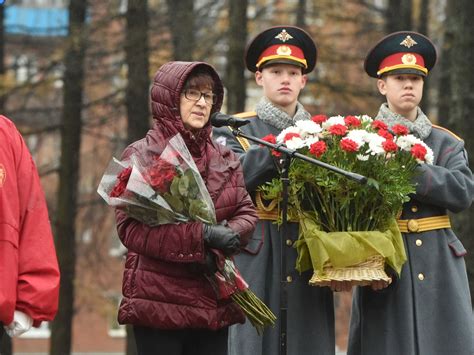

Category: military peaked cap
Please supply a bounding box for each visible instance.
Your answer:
[365,31,437,78]
[245,25,317,74]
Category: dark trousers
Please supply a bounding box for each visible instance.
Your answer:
[133,326,228,355]
[0,324,4,346]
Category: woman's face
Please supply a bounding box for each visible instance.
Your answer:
[179,85,215,133]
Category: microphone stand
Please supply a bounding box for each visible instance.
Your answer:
[229,128,366,355]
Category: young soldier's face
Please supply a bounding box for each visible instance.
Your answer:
[377,74,424,119]
[255,64,307,111]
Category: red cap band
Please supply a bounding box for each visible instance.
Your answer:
[377,52,427,76]
[256,44,307,69]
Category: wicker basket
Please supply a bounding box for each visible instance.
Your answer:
[309,254,391,287]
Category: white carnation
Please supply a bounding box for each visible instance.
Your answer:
[322,115,346,129]
[285,137,306,150]
[295,120,322,136]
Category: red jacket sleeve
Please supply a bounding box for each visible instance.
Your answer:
[0,116,60,326]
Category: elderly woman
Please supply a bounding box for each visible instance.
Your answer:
[115,62,258,354]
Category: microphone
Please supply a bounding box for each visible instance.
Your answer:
[210,112,250,128]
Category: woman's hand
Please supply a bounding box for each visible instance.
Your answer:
[203,224,240,255]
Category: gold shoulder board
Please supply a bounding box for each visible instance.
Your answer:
[227,112,257,152]
[432,124,463,141]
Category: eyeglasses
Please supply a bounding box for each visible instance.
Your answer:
[183,89,217,105]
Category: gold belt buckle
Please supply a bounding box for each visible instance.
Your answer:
[407,219,420,232]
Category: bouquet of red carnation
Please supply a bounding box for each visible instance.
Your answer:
[259,115,434,286]
[98,133,275,333]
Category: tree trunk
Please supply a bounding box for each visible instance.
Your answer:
[0,335,12,355]
[442,0,474,298]
[225,0,247,114]
[385,0,412,33]
[49,1,87,354]
[417,0,430,112]
[124,1,150,353]
[296,0,307,28]
[125,0,150,144]
[166,0,195,60]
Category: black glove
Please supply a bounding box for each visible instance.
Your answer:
[203,224,240,255]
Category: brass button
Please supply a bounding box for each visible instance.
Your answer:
[411,206,418,213]
[178,253,184,258]
[407,219,419,232]
[418,273,425,281]
[286,239,293,246]
[415,239,423,247]
[286,275,293,283]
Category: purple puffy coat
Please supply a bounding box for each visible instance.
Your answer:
[116,62,258,330]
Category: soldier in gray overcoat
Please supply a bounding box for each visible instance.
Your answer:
[348,31,474,355]
[213,26,335,355]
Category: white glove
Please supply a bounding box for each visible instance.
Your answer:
[4,310,33,337]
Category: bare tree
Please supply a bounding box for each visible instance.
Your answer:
[225,0,247,113]
[49,1,88,353]
[438,0,474,297]
[296,0,307,28]
[417,0,431,111]
[123,0,151,353]
[386,0,412,32]
[125,0,150,144]
[166,0,195,60]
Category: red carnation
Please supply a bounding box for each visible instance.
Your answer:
[382,139,398,153]
[392,124,409,136]
[340,138,359,152]
[344,115,361,127]
[110,166,132,197]
[312,114,328,124]
[283,132,301,142]
[372,120,388,131]
[309,141,327,157]
[261,134,277,145]
[378,129,394,140]
[411,143,427,161]
[328,124,348,136]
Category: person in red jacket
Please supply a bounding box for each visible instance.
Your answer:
[115,62,258,354]
[0,115,60,343]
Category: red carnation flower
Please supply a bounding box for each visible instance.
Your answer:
[344,115,361,127]
[283,132,301,142]
[372,120,388,131]
[382,139,398,153]
[311,114,328,124]
[392,124,409,136]
[110,166,132,197]
[261,134,276,145]
[260,134,281,157]
[309,141,327,157]
[411,143,427,161]
[328,124,347,136]
[378,129,394,140]
[340,138,359,152]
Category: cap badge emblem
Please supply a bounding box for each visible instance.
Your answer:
[0,164,6,187]
[402,53,417,65]
[276,45,292,56]
[400,35,417,48]
[275,29,293,42]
